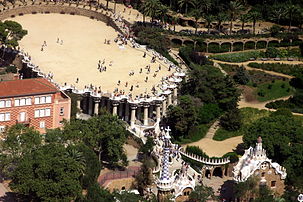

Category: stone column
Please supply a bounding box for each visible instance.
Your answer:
[143,103,149,126]
[88,95,93,115]
[173,87,178,105]
[167,93,172,106]
[130,104,137,128]
[112,101,119,116]
[77,98,82,113]
[119,101,124,118]
[124,102,129,122]
[94,98,100,115]
[155,102,161,122]
[162,98,167,116]
[106,98,111,112]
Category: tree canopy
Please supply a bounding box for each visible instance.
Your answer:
[0,20,27,47]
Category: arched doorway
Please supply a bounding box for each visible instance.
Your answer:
[205,169,211,178]
[213,167,223,178]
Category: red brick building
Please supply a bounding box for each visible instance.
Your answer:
[0,78,71,133]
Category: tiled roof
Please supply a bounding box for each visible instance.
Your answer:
[0,78,58,98]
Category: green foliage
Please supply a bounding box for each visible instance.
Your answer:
[134,157,154,194]
[265,47,280,58]
[5,65,17,73]
[197,103,222,124]
[187,185,216,202]
[65,92,80,118]
[269,25,282,37]
[247,62,303,77]
[210,51,264,62]
[10,144,82,201]
[300,43,303,56]
[113,190,144,202]
[185,146,208,158]
[214,107,270,141]
[84,183,114,202]
[222,152,239,163]
[233,65,250,85]
[139,136,155,154]
[219,108,242,131]
[242,109,303,188]
[255,80,294,102]
[0,20,27,47]
[234,177,258,199]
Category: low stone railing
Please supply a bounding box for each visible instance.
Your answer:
[180,150,230,165]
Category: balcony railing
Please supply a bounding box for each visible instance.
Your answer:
[16,118,31,125]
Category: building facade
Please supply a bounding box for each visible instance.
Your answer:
[233,137,287,200]
[0,78,71,133]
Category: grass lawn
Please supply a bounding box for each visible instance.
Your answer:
[255,80,294,102]
[213,108,271,141]
[174,124,210,144]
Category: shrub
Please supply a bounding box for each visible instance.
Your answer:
[185,146,208,158]
[5,65,17,73]
[210,51,263,63]
[219,109,242,131]
[247,62,303,77]
[197,103,222,124]
[265,47,279,58]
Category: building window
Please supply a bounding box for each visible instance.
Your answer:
[261,172,265,177]
[0,100,12,108]
[0,112,10,122]
[34,96,52,105]
[0,126,5,133]
[39,121,45,128]
[15,98,31,106]
[271,181,276,187]
[34,108,51,118]
[19,112,26,122]
[60,107,64,116]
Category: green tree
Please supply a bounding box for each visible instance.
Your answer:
[84,183,114,202]
[299,42,303,57]
[191,9,202,34]
[233,65,250,85]
[239,14,249,32]
[216,13,228,32]
[197,103,222,124]
[140,0,163,23]
[269,25,282,37]
[248,10,262,35]
[0,20,27,47]
[234,177,258,200]
[178,0,195,14]
[220,108,242,131]
[10,144,82,201]
[285,4,300,32]
[187,185,216,202]
[135,158,154,194]
[204,14,215,34]
[269,5,287,25]
[228,1,243,35]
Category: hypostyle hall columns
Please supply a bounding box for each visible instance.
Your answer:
[94,98,100,115]
[112,101,119,116]
[130,104,137,128]
[167,93,172,106]
[155,101,161,122]
[162,97,167,116]
[143,102,149,126]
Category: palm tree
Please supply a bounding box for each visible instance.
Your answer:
[228,1,243,35]
[239,13,249,32]
[140,0,162,23]
[158,5,169,24]
[178,0,195,14]
[204,15,215,34]
[285,4,300,32]
[248,10,261,35]
[269,5,287,25]
[65,149,86,174]
[171,15,179,32]
[200,0,212,14]
[216,13,228,33]
[191,9,202,34]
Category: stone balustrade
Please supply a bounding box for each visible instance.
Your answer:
[179,150,230,165]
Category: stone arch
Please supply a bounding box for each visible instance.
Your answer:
[208,42,220,53]
[205,169,212,178]
[244,41,256,50]
[195,41,207,52]
[183,40,194,46]
[292,39,302,46]
[268,40,280,47]
[171,38,183,48]
[280,39,291,47]
[256,40,267,49]
[213,166,223,178]
[233,41,244,51]
[221,42,232,52]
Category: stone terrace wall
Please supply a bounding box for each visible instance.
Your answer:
[0,4,122,33]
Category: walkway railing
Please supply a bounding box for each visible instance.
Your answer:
[179,150,230,165]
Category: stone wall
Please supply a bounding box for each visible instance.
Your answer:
[0,4,122,33]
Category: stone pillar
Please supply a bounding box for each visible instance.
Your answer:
[77,98,82,113]
[162,98,167,116]
[106,99,111,112]
[88,95,93,115]
[130,104,137,128]
[124,102,129,122]
[101,98,106,108]
[173,87,178,105]
[143,103,149,126]
[94,98,100,115]
[167,93,172,106]
[155,102,161,122]
[119,101,124,118]
[112,101,119,116]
